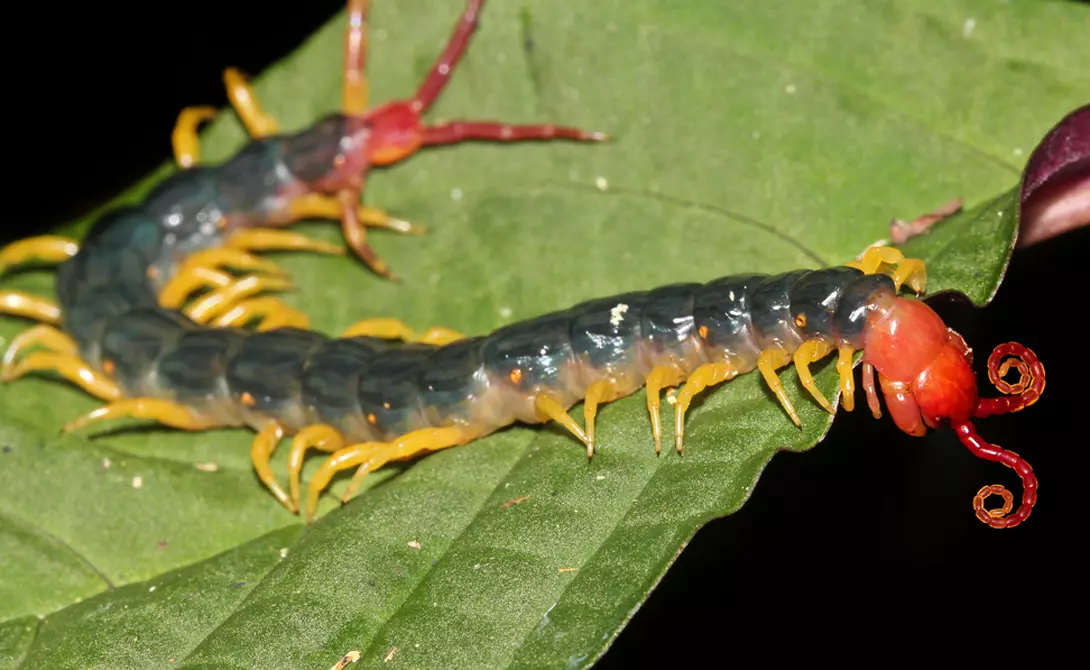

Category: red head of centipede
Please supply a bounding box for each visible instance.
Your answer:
[860,294,1045,529]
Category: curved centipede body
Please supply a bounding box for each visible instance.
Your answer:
[0,1,1045,531]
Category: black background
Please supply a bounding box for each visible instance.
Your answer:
[10,0,1083,662]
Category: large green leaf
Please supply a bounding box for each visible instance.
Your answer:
[1,0,1085,667]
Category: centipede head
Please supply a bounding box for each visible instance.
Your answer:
[862,295,1046,528]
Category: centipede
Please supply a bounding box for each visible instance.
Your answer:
[0,0,1044,529]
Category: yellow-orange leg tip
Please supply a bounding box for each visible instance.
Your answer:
[644,364,686,455]
[861,362,882,420]
[179,248,288,279]
[286,193,423,235]
[583,378,622,459]
[891,258,928,295]
[0,291,61,325]
[3,352,121,401]
[184,274,294,324]
[328,650,362,670]
[757,348,802,428]
[1,324,78,376]
[62,398,216,434]
[212,297,311,331]
[674,363,737,454]
[222,67,280,138]
[793,340,835,414]
[250,422,294,512]
[852,245,905,275]
[533,394,589,453]
[172,106,219,169]
[339,189,396,280]
[305,426,473,523]
[225,228,347,256]
[0,235,79,275]
[288,424,344,511]
[158,267,234,309]
[836,346,857,413]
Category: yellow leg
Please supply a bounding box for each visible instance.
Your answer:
[172,106,218,169]
[62,398,217,434]
[225,228,346,256]
[0,291,61,324]
[212,297,311,331]
[340,318,466,345]
[533,394,589,452]
[288,425,344,511]
[645,363,686,455]
[178,248,287,280]
[305,426,475,523]
[184,275,294,324]
[158,267,233,309]
[0,235,79,274]
[223,67,280,138]
[674,362,737,454]
[793,340,835,414]
[583,378,621,459]
[1,324,77,376]
[845,246,928,295]
[250,422,293,512]
[757,348,801,427]
[836,346,857,412]
[288,192,423,235]
[2,352,120,401]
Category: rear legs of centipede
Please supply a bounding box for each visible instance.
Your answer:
[175,0,605,283]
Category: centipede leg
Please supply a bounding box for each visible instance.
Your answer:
[674,363,737,454]
[158,267,234,309]
[836,345,857,412]
[0,235,79,275]
[0,291,61,324]
[288,425,344,511]
[793,340,835,414]
[862,362,882,419]
[583,378,623,459]
[287,193,422,236]
[172,106,219,169]
[952,420,1038,528]
[757,348,801,427]
[645,364,686,455]
[62,398,218,434]
[222,67,280,138]
[846,246,928,295]
[225,229,346,257]
[338,187,394,279]
[178,248,289,279]
[212,297,311,331]
[184,275,294,324]
[305,426,475,523]
[1,325,78,376]
[532,394,589,452]
[250,422,292,511]
[2,352,120,401]
[340,318,466,345]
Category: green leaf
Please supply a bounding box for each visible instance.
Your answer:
[1,0,1085,667]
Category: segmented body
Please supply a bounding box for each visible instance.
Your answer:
[75,266,889,443]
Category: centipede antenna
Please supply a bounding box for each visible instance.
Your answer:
[951,420,1038,529]
[975,342,1046,416]
[343,0,371,115]
[411,0,484,113]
